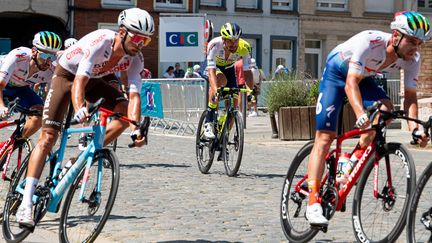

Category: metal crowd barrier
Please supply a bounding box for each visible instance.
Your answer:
[141,78,206,136]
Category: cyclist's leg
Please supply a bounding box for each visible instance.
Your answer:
[18,67,73,226]
[356,77,393,148]
[204,67,226,138]
[221,65,238,108]
[85,75,128,146]
[14,86,44,138]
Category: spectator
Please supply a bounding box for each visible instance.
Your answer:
[173,62,185,78]
[184,67,202,79]
[248,58,266,117]
[273,64,289,80]
[163,66,175,78]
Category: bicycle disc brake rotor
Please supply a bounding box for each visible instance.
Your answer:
[321,186,338,220]
[87,189,101,216]
[381,185,396,212]
[420,207,432,231]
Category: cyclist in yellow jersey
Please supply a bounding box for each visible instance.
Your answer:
[204,22,253,139]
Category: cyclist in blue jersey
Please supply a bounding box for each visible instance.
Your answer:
[306,11,431,226]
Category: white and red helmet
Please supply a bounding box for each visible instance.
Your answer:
[118,8,155,36]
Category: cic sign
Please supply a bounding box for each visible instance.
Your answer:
[166,32,198,47]
[159,15,205,62]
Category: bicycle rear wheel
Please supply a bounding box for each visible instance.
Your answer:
[196,110,215,174]
[407,162,432,242]
[352,143,415,242]
[2,155,31,242]
[222,111,244,177]
[280,141,319,242]
[0,139,33,219]
[59,149,120,243]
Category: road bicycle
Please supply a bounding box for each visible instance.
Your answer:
[406,115,432,242]
[2,98,143,242]
[280,103,426,242]
[0,99,40,217]
[196,87,250,177]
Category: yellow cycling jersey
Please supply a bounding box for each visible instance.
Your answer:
[206,37,252,70]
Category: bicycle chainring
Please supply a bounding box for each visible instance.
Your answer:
[321,186,338,220]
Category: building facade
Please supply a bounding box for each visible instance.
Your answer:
[197,0,299,78]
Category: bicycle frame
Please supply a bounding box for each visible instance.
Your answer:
[15,107,135,213]
[295,127,385,211]
[0,114,28,180]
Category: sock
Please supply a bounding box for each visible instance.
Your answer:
[205,102,217,123]
[22,177,39,208]
[308,178,321,205]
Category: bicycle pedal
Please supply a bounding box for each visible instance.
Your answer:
[18,224,35,233]
[311,224,328,233]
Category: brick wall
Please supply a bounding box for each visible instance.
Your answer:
[417,42,432,98]
[73,0,193,75]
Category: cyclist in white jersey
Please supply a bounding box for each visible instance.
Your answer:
[16,8,154,227]
[306,11,431,226]
[0,31,61,138]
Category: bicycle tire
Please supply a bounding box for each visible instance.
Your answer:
[280,141,319,242]
[222,111,244,177]
[407,162,432,242]
[196,110,215,174]
[352,143,415,242]
[59,149,120,243]
[0,139,33,220]
[2,154,32,243]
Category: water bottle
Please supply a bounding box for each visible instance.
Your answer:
[336,152,350,184]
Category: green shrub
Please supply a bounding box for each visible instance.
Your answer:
[265,73,319,113]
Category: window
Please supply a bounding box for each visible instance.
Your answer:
[272,0,293,11]
[419,0,432,9]
[101,0,135,8]
[98,23,118,31]
[304,40,322,79]
[272,39,292,73]
[244,38,257,59]
[155,0,186,9]
[236,0,258,9]
[200,0,222,7]
[316,0,348,11]
[365,0,393,13]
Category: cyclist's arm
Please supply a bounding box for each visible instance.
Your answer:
[208,67,217,93]
[71,75,89,112]
[344,72,365,118]
[404,88,421,132]
[128,91,141,131]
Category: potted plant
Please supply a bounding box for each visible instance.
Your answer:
[265,72,355,140]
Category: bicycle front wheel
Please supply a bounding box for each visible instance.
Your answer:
[352,143,415,242]
[59,149,120,243]
[0,139,33,218]
[196,110,215,174]
[407,162,432,242]
[222,111,244,177]
[2,154,31,242]
[280,141,319,242]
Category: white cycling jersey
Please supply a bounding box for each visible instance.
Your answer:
[0,47,54,87]
[58,29,144,94]
[335,30,419,89]
[206,37,252,70]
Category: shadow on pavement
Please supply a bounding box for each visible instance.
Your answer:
[158,240,242,243]
[120,163,191,170]
[238,173,286,179]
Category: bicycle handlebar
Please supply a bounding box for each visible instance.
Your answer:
[128,116,151,148]
[70,98,106,125]
[4,98,42,118]
[366,101,432,140]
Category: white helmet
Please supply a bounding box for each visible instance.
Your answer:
[193,64,200,71]
[277,65,284,70]
[118,8,155,36]
[64,38,78,49]
[390,11,431,41]
[250,58,257,67]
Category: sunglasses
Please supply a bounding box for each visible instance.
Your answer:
[39,52,56,61]
[127,32,151,46]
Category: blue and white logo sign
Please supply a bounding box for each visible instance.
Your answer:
[166,32,198,47]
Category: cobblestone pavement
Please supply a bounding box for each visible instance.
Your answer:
[0,113,431,242]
